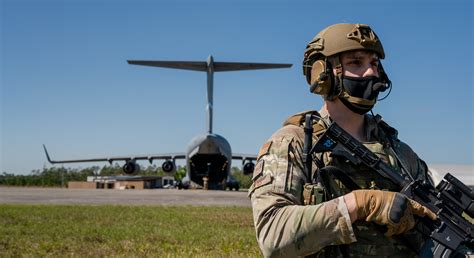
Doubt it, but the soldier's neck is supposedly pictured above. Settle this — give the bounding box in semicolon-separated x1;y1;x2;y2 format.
322;100;366;142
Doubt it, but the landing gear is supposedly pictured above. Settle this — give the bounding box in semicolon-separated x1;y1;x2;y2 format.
175;180;189;190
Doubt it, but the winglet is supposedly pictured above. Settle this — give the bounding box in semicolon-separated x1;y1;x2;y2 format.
42;144;54;164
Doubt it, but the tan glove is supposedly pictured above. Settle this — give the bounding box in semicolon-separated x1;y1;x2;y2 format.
352;189;437;236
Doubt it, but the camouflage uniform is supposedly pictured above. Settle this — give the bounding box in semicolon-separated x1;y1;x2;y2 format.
248;110;432;258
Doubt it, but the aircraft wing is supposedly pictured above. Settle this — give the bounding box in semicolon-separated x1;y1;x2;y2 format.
232;153;257;161
43;145;185;165
213;62;292;72
127;60;207;71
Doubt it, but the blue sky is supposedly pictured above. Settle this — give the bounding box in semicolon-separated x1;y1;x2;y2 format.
1;0;473;174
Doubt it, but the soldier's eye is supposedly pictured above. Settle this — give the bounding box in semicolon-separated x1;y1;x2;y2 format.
347;60;361;66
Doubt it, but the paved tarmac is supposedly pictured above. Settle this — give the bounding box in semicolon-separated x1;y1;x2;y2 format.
0;187;251;206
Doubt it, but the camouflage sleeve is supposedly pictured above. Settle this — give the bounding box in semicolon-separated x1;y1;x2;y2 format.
248;125;356;258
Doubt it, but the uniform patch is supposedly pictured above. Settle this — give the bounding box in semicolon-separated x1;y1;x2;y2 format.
248;166;273;197
253;174;272;189
252;160;265;180
257;141;272;160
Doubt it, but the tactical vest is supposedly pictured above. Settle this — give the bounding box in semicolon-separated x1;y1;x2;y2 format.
284;110;428;258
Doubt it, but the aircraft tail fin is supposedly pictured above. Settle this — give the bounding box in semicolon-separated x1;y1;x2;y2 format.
127;56;292;135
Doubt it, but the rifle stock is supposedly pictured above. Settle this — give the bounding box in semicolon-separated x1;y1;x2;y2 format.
312;122;473;257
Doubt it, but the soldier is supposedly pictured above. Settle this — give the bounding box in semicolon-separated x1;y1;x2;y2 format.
248;23;440;257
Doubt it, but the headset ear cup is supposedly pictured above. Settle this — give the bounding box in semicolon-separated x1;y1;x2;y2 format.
310;60;332;96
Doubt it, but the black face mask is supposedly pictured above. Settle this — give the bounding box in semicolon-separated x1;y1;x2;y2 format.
336;76;386;115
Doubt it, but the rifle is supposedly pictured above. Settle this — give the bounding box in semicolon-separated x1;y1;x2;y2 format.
311;122;473;258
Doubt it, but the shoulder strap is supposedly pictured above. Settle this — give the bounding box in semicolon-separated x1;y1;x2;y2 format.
283;110;318;126
374;114;414;182
283;110;327;136
374;114;399;142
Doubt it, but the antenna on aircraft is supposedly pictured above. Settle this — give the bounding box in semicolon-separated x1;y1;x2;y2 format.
127;55;292;134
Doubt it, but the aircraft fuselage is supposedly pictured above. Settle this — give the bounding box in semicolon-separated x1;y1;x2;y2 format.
182;133;232;189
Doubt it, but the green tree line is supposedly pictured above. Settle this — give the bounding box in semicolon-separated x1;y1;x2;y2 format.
0;165;250;188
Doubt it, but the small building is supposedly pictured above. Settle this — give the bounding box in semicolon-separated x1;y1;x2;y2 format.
67;181;98;189
68;175;167;189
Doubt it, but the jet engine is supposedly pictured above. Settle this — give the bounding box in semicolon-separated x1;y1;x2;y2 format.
243;161;255;175
162;160;175;173
123;161;140;175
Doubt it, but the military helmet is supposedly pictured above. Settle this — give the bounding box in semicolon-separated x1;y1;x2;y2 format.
303;23;385;85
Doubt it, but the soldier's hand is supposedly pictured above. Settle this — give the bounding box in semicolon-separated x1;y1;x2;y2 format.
352;190;437;236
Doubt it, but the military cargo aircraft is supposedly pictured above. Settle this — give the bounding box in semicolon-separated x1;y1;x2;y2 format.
43;55;292;190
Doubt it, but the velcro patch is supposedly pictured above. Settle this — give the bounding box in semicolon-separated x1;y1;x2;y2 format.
252;160;265;180
248;173;273;197
257;141;272;160
253;174;273;189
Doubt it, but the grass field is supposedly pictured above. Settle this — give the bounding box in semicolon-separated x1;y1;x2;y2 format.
0;205;261;257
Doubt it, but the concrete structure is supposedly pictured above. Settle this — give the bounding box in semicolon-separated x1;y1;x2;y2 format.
0;187;251;206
